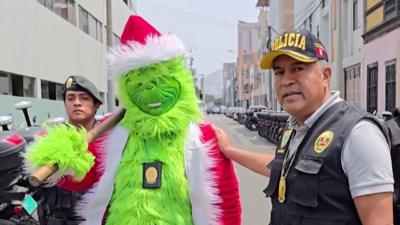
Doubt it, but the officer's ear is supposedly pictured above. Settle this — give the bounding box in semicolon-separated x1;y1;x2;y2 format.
94;101;101;111
319;60;331;86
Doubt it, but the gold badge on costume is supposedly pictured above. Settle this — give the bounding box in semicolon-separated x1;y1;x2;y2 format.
145;167;158;184
314;130;334;153
143;162;162;188
66;78;73;89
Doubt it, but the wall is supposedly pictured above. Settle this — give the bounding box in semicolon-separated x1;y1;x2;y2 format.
0;0;132;106
362;28;400;112
0;1;106;93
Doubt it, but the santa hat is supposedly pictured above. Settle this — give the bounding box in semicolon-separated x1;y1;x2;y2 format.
108;15;186;77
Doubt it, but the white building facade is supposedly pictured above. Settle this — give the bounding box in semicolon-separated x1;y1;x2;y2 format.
0;0;135;125
222;62;236;107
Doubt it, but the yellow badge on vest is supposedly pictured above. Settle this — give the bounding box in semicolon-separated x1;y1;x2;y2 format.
314;131;334;153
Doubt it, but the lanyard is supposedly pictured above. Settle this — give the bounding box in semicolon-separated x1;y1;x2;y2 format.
278;129;297;203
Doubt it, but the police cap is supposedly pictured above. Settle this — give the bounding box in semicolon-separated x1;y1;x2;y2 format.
63;75;102;104
260;29;328;69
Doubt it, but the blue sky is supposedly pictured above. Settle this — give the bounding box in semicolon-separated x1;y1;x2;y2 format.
137;0;259;76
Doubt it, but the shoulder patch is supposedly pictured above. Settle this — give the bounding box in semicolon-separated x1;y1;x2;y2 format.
314;130;334;153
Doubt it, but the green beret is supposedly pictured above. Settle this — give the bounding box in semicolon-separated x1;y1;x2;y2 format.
63;75;102;104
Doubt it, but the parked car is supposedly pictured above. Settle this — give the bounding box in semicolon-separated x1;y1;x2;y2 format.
212;107;221;114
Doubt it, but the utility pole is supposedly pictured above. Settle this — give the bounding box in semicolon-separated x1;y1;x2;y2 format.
267;25;274;110
337;0;344;96
106;0;115;112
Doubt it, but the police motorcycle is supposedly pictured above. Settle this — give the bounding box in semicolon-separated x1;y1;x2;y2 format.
244;112;257;131
274;112;289;144
0;101;67;225
0;120;48;225
13;101;47;145
256;111;270;139
237;112;247;125
244;106;267;131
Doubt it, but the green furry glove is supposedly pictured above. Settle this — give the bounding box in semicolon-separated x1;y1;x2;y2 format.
25;124;95;181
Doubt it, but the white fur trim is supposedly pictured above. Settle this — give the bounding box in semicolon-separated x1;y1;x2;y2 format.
185;123;222;225
107;34;185;77
75;126;128;225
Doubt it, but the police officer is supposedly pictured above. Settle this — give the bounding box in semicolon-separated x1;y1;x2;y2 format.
45;75;102;225
213;29;394;224
63;75;102;130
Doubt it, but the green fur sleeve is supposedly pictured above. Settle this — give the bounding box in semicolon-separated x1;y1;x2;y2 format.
26;124;95;181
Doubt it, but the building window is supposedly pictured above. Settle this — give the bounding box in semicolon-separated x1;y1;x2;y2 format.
344;64;361;108
8;73;36;97
367;63;378;114
41;80;64;100
384;0;397;20
78;6;103;42
78;6;88;33
244;84;249;94
38;0;53;10
353;0;359;30
322;0;326;8
37;0;76;25
0;71;10;95
112;33;121;47
385;59;396;112
23;76;36;97
243;55;253;64
309;15;312;32
245;69;250;79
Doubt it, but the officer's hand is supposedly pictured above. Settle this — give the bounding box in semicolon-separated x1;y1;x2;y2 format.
212;125;234;156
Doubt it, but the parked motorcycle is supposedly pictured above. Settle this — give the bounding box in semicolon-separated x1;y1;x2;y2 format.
0;131;48;225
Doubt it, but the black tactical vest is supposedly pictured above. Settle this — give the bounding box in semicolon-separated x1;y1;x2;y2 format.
44;186;83;225
264;101;384;225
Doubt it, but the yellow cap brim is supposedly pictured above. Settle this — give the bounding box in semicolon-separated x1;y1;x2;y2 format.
260;49;317;69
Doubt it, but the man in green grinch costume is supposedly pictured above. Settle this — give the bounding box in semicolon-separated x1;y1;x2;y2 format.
25;16;241;225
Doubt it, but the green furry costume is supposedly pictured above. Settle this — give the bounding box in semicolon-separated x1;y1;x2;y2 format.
106;57;200;225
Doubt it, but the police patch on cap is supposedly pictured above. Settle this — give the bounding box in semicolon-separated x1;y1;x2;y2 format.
66;77;74;89
260;29;328;69
314;131;334;153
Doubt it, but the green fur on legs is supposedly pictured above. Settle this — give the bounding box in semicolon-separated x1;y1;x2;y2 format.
105;136;194;225
26;124;94;181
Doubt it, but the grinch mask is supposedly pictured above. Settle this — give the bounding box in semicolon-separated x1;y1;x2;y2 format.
117;57;201;139
123;65;181;116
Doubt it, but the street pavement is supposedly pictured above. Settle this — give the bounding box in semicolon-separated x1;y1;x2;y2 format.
204;114;276;225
